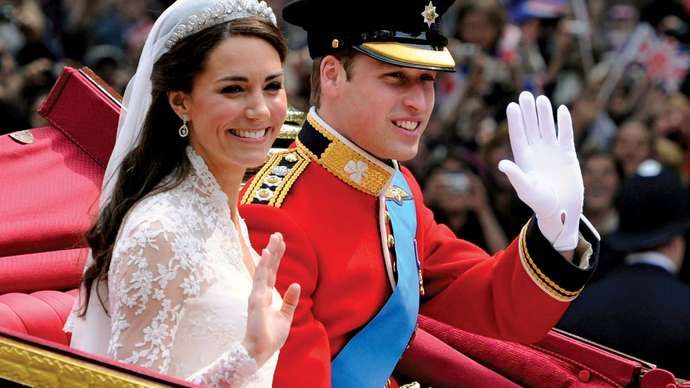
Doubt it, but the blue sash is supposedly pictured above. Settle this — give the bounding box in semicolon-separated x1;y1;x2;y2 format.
331;170;420;387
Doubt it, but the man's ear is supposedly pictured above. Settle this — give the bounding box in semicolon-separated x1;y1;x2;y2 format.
167;91;191;119
320;55;346;99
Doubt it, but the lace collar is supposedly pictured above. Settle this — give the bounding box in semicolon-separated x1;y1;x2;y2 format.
295;107;396;197
185;146;230;206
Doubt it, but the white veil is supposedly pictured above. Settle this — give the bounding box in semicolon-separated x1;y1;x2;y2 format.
64;0;277;356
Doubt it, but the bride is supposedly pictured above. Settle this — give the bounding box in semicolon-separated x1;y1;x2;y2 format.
64;0;300;386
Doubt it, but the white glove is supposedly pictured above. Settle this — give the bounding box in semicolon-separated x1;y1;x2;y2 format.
498;92;583;251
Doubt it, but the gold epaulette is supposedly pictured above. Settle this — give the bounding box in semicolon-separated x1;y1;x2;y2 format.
240;148;310;207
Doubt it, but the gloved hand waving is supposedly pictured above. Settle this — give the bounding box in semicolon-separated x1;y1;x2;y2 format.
498;92;583;251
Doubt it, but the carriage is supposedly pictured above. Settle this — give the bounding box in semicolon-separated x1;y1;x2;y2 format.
0;67;685;387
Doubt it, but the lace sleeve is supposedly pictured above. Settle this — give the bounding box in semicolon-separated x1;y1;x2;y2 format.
107;218;193;372
187;342;259;387
107;218;259;385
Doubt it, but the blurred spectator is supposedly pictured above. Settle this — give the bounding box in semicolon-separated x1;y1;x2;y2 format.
423;155;508;253
612;120;655;177
11;0;57;65
640;0;690;45
83;44;129;93
435;0;517;148
283;45;311;111
0;0;165;132
652;93;690;181
580;150;623;281
508;0;571;94
558;160;690;379
582;151;621;236
478;124;532;238
61;0;114;61
603;5;639;54
654;93;690;143
570;91;616;152
605;65;649;125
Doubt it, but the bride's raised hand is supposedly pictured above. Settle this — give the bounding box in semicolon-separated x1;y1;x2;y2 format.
242;232;300;366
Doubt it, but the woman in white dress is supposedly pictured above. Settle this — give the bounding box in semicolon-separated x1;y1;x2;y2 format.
63;0;300;386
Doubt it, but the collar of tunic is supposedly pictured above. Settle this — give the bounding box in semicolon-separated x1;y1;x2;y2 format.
295;107;396;197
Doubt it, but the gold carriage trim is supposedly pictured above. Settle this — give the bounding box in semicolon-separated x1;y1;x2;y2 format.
518;220;583;302
0;334;167;387
241;148;310;208
297;114;393;197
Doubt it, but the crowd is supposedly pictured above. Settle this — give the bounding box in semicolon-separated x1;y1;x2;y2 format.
2;0;689;379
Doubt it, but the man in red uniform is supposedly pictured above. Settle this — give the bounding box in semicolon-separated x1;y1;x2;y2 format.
240;0;599;386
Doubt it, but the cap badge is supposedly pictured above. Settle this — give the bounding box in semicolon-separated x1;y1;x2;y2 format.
421;1;439;28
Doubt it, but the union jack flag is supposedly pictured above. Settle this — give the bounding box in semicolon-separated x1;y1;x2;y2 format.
633;24;690;92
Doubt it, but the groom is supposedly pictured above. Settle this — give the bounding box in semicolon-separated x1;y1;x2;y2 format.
240;0;599;386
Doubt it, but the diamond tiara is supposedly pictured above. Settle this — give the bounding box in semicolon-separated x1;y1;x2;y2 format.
165;0;277;50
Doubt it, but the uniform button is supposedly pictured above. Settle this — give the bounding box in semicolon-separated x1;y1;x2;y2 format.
255;188;274;201
387;234;395;248
577;370;591;382
385;211;391;223
283;152;298;163
263;175;282;187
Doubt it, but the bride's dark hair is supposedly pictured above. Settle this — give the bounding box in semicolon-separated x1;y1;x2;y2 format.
79;17;287;316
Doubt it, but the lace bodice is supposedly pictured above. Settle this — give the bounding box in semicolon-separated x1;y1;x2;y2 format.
106;146;278;387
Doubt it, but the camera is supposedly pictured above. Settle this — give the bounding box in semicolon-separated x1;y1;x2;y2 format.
442;172;471;194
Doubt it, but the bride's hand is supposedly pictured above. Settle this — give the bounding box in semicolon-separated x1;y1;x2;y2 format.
242;232;300;366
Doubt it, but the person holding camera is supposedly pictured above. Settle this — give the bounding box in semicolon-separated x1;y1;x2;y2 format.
423;157;508;254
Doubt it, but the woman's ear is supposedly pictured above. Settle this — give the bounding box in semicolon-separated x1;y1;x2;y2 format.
167;91;191;120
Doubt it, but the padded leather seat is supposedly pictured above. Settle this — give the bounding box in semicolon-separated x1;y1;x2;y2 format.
0;68;115;348
0;289;78;346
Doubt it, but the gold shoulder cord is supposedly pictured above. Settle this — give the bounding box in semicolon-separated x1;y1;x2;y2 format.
241;149;310;208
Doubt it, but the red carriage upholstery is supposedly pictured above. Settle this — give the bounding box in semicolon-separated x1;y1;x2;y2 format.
0;289;78;345
398;316;690;387
0;67;117;345
0;249;87;295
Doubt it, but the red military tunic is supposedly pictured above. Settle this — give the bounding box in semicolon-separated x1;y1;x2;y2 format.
239;110;597;387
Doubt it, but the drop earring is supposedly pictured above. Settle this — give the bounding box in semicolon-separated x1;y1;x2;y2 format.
178;115;189;138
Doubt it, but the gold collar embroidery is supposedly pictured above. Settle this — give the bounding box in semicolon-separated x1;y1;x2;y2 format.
296;108;395;197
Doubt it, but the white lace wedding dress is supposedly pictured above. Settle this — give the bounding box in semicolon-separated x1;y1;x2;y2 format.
69;146;278;387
